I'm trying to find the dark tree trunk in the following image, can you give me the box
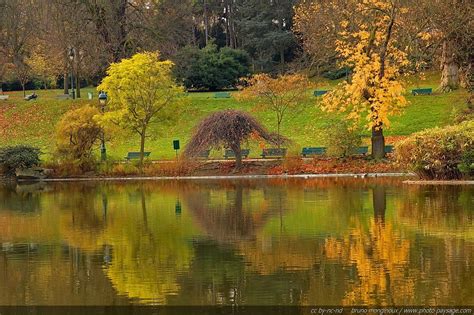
[203,0,209,46]
[371,126,385,159]
[231,143,242,171]
[63,72,69,95]
[75,69,80,98]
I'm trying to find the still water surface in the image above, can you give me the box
[0,178,472,306]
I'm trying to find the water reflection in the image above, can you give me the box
[0,179,472,306]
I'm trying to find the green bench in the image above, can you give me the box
[412,88,432,96]
[314,90,330,97]
[197,150,211,159]
[385,145,394,153]
[125,152,151,160]
[224,149,250,159]
[214,92,231,98]
[355,146,369,155]
[261,148,287,158]
[302,147,326,157]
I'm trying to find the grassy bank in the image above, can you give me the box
[0,72,469,161]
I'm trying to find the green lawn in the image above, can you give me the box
[0,72,469,161]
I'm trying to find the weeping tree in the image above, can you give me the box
[184,110,283,170]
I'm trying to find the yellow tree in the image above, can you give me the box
[295,0,409,159]
[238,74,312,147]
[97,52,184,168]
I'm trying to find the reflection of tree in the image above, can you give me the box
[0,183,42,213]
[325,220,413,306]
[103,187,199,304]
[0,246,130,305]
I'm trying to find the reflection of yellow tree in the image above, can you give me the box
[103,190,199,304]
[325,220,413,306]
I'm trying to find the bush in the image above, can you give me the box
[0,145,41,176]
[322,119,362,158]
[396,121,474,179]
[173,43,251,91]
[55,105,102,172]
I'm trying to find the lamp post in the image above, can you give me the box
[68,47,76,99]
[99,91,108,161]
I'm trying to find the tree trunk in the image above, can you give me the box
[22,83,26,97]
[371,126,385,159]
[63,72,69,95]
[204,0,209,46]
[231,143,242,171]
[439,39,459,92]
[139,128,147,172]
[75,69,81,98]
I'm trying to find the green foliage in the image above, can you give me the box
[173,44,250,91]
[0,145,41,176]
[396,121,474,179]
[322,119,362,158]
[55,105,102,172]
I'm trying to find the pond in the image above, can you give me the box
[0,178,472,306]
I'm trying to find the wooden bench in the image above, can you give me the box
[0,95,9,100]
[125,152,151,160]
[384,145,394,154]
[24,93,37,101]
[224,149,250,159]
[314,90,330,97]
[302,147,326,157]
[261,148,287,158]
[355,146,369,155]
[197,150,211,159]
[412,88,432,96]
[214,92,231,98]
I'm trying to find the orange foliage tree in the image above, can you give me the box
[238,74,312,147]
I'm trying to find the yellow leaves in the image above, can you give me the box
[97,52,185,131]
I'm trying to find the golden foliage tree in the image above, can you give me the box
[295,0,410,159]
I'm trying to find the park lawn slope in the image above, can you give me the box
[0,73,469,161]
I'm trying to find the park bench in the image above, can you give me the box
[197,150,211,159]
[214,92,231,98]
[0,95,9,100]
[412,88,432,96]
[224,149,250,159]
[314,90,330,97]
[384,145,394,154]
[301,147,326,157]
[125,152,151,160]
[355,146,369,155]
[261,148,287,158]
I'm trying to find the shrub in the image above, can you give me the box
[173,43,251,91]
[396,121,474,179]
[0,145,41,176]
[322,119,362,158]
[55,105,102,172]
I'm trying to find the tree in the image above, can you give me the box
[55,105,103,170]
[173,43,250,91]
[238,73,312,146]
[298,0,409,159]
[234,0,297,72]
[184,110,282,170]
[97,52,184,168]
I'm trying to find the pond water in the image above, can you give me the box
[0,178,472,306]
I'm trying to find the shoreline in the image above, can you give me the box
[19,172,415,182]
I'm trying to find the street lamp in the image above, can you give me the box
[68,47,76,99]
[99,91,108,161]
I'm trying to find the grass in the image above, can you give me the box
[0,72,469,161]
